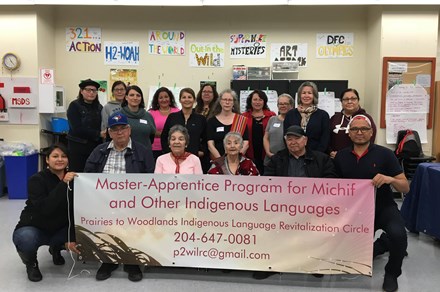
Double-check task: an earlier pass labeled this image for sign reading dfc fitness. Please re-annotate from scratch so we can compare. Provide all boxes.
[74,174,375,276]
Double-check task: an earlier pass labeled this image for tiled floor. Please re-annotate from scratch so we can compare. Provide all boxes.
[2,196,440,292]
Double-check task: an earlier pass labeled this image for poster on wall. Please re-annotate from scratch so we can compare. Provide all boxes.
[230,33,267,59]
[66,27,101,52]
[189,43,225,67]
[270,43,308,67]
[104,42,139,65]
[40,69,55,85]
[316,33,354,58]
[80,79,107,105]
[148,30,186,56]
[386,113,427,144]
[109,69,137,101]
[239,90,278,113]
[384,84,429,144]
[148,85,184,109]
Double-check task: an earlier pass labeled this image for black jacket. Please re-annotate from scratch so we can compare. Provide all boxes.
[265,148,337,178]
[84,140,154,174]
[161,110,207,156]
[15,169,74,236]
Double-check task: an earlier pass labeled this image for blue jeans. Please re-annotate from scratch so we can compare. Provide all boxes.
[13,226,67,256]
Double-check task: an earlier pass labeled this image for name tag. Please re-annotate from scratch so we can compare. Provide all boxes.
[216,127,224,132]
[140,119,148,125]
[274,123,281,128]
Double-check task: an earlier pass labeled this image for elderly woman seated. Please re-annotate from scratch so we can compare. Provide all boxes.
[208,132,259,176]
[155,124,203,174]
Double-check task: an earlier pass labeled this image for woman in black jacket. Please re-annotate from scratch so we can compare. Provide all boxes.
[12,143,76,282]
[67,78,103,172]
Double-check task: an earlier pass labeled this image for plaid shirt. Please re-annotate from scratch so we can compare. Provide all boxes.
[102,139,132,174]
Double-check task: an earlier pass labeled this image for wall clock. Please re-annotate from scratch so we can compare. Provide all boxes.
[2,52,21,71]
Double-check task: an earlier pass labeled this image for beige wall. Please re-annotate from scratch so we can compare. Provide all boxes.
[53,6,368,101]
[0,7,39,147]
[378,7,439,152]
[0,5,439,155]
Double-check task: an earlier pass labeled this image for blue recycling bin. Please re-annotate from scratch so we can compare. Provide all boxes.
[0,156,5,197]
[4,153,38,199]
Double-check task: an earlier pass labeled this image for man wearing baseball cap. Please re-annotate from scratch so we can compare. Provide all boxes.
[254,125,336,280]
[334,115,409,292]
[264,125,336,178]
[66,112,154,282]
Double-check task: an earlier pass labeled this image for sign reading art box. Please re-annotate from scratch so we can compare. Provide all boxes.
[74,174,374,275]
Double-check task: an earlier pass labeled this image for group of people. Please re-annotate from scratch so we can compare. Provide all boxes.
[12,79,408,292]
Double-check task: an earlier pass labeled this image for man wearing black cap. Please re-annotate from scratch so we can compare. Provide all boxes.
[66,78,102,172]
[71,112,154,282]
[264,125,336,178]
[253,125,336,280]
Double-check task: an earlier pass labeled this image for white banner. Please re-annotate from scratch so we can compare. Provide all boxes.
[75,174,375,275]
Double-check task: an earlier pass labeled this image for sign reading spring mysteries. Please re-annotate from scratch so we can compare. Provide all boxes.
[75,174,374,275]
[229,33,267,59]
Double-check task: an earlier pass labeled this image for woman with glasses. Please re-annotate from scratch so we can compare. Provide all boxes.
[207,89,249,160]
[242,90,276,174]
[263,93,294,167]
[101,81,127,141]
[67,78,103,172]
[194,84,219,118]
[120,85,156,150]
[329,88,376,158]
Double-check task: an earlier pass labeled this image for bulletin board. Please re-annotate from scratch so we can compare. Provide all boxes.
[380,57,436,129]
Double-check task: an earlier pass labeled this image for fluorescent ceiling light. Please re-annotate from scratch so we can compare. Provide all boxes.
[287,0,440,4]
[0,0,437,5]
[203,0,288,5]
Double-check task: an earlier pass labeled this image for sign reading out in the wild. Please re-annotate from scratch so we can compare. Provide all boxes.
[189,43,225,67]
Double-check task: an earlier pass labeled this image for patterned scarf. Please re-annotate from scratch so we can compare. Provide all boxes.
[297,105,317,130]
[170,151,191,174]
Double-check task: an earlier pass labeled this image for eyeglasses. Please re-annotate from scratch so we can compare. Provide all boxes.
[349,127,371,133]
[202,90,213,94]
[222,99,234,103]
[342,97,359,102]
[278,103,290,106]
[83,88,98,93]
[109,126,129,133]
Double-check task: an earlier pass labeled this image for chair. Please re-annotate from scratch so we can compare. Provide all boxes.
[395,129,435,181]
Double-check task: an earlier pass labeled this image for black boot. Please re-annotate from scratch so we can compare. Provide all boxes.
[49,246,65,265]
[26,261,43,282]
[18,252,43,282]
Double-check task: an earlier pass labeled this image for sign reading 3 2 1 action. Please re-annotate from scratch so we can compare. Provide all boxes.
[74,174,374,275]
